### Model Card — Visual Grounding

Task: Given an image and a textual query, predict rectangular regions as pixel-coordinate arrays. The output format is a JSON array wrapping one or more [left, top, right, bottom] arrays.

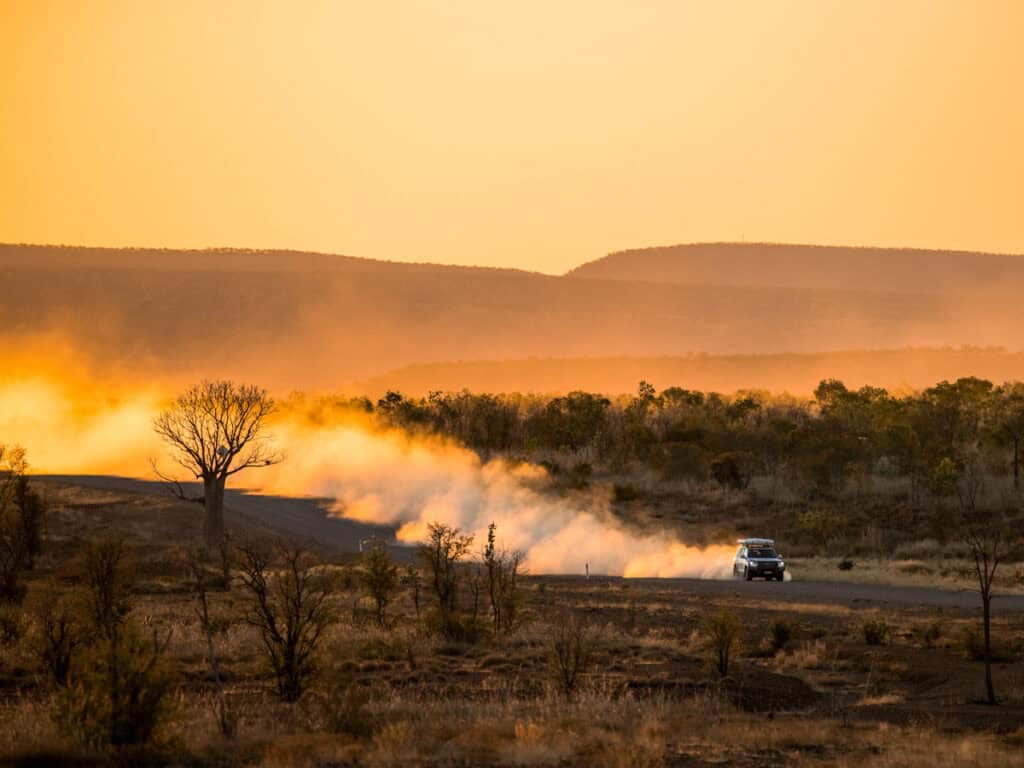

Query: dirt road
[[39, 474, 401, 557], [38, 474, 1024, 612]]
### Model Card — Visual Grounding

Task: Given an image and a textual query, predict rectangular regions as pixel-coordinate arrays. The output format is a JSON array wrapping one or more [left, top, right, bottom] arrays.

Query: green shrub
[[862, 618, 891, 646]]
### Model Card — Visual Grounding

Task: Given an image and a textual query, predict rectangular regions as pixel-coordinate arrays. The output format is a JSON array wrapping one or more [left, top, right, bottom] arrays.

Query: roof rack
[[737, 538, 775, 545]]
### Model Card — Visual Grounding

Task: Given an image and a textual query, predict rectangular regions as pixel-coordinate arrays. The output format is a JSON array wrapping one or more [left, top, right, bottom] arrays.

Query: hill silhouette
[[3, 243, 1024, 391], [567, 242, 1024, 296]]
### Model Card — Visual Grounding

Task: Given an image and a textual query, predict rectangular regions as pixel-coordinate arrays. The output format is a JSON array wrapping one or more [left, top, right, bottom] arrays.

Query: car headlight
[[779, 561, 785, 569]]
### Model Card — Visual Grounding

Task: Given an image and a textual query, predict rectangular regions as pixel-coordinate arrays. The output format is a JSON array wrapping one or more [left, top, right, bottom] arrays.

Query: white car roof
[[737, 538, 775, 546]]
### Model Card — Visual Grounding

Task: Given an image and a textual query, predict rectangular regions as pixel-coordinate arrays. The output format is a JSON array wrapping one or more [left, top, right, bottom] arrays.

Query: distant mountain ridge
[[3, 242, 1024, 391], [567, 242, 1024, 296], [0, 243, 528, 276]]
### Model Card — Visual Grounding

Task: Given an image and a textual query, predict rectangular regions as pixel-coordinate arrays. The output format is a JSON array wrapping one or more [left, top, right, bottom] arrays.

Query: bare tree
[[35, 595, 84, 687], [548, 610, 596, 697], [153, 380, 281, 549], [962, 510, 1008, 705], [236, 540, 333, 701]]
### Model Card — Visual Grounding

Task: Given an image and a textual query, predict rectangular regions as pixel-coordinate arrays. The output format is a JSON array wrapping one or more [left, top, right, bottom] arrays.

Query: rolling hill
[[567, 242, 1024, 296], [3, 243, 1023, 392]]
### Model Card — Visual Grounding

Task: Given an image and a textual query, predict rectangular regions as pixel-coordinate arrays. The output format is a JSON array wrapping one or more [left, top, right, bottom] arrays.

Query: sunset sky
[[2, 0, 1022, 273]]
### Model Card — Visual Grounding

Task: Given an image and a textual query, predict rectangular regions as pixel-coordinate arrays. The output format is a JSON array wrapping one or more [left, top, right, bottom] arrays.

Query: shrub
[[612, 484, 641, 502], [862, 618, 891, 646], [957, 623, 1015, 663], [837, 559, 855, 571], [548, 610, 596, 697], [36, 598, 85, 687], [321, 685, 374, 737], [922, 621, 942, 649], [237, 541, 334, 701], [400, 565, 422, 620], [360, 543, 399, 629], [768, 619, 792, 652], [418, 523, 474, 640], [0, 604, 24, 646], [710, 452, 754, 490], [82, 539, 132, 638], [483, 523, 525, 635], [703, 608, 742, 677], [54, 623, 174, 749]]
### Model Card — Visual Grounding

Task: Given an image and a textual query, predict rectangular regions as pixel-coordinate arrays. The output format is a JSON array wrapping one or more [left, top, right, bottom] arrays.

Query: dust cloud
[[0, 361, 736, 578]]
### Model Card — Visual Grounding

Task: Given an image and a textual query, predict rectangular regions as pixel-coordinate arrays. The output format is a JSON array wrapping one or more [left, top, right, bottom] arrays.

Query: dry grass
[[3, 480, 1024, 766]]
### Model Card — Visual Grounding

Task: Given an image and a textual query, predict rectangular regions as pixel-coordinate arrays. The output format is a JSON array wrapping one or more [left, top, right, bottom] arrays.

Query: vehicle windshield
[[748, 547, 778, 558]]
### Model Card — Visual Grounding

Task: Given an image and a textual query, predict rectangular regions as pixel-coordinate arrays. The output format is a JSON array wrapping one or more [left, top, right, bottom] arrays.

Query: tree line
[[316, 378, 1024, 501]]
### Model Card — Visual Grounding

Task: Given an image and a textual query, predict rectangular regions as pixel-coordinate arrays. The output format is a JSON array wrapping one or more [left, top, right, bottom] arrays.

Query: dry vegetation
[[2, 480, 1024, 767]]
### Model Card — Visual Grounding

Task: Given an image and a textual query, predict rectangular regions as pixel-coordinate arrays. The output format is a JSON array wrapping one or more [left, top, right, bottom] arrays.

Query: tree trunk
[[203, 476, 226, 551], [983, 594, 996, 704]]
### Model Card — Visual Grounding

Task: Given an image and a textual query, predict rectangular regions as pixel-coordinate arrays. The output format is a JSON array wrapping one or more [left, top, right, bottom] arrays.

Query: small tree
[[483, 523, 525, 634], [188, 551, 236, 736], [35, 596, 84, 687], [401, 565, 422, 620], [83, 539, 132, 640], [236, 541, 333, 701], [419, 523, 473, 639], [154, 381, 281, 549], [360, 543, 399, 629], [548, 610, 596, 697], [703, 608, 742, 678], [962, 510, 1008, 705], [0, 445, 44, 604], [57, 541, 173, 748]]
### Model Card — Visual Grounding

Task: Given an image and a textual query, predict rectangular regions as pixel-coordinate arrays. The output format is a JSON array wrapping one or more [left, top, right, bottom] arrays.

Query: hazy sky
[[2, 0, 1022, 273]]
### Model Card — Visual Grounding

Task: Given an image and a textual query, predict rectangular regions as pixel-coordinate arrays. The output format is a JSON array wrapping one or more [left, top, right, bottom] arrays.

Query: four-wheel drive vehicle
[[733, 538, 786, 581]]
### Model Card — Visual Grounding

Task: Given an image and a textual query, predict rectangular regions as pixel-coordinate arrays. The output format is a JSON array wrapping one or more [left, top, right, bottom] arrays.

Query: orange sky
[[2, 0, 1022, 274]]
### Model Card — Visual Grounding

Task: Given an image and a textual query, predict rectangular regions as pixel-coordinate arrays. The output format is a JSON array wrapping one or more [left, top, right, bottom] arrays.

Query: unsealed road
[[39, 474, 1024, 612]]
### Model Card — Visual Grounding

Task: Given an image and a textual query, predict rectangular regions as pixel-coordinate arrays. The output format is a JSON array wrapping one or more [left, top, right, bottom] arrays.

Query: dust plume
[[263, 420, 736, 578], [0, 363, 736, 578]]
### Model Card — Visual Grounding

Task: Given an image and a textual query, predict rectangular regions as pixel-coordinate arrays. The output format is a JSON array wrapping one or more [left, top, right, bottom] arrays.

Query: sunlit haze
[[3, 0, 1022, 272]]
